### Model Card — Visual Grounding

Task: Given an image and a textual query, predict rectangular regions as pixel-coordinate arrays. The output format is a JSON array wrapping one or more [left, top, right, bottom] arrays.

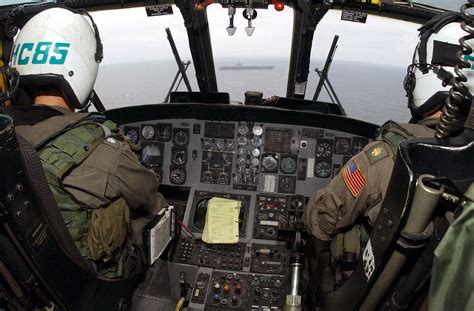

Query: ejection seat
[[314, 123, 474, 310], [0, 114, 143, 310]]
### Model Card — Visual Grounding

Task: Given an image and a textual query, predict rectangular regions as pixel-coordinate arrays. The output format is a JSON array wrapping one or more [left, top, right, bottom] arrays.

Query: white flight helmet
[[9, 7, 103, 109], [405, 12, 474, 120]]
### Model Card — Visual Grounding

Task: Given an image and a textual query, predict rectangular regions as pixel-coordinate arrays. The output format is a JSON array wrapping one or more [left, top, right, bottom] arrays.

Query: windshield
[[412, 0, 466, 11]]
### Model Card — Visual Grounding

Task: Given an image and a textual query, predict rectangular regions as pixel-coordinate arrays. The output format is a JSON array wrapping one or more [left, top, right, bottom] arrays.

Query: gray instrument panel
[[122, 119, 369, 310], [121, 119, 369, 197]]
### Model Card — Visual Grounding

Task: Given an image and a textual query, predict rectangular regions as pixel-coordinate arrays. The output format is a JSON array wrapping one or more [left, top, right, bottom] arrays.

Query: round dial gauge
[[125, 128, 139, 144], [173, 130, 189, 146], [315, 161, 332, 178], [141, 125, 155, 140], [280, 156, 297, 174], [171, 148, 187, 166], [141, 145, 161, 168], [316, 141, 333, 158], [224, 140, 235, 151], [262, 155, 278, 171], [213, 139, 224, 151], [237, 156, 246, 165], [251, 157, 260, 167], [238, 136, 248, 146], [201, 139, 212, 150], [252, 125, 264, 136], [252, 136, 263, 147], [201, 171, 214, 184], [251, 148, 261, 158], [279, 176, 295, 193], [169, 167, 186, 185], [238, 124, 249, 136], [335, 138, 351, 154], [217, 173, 229, 185]]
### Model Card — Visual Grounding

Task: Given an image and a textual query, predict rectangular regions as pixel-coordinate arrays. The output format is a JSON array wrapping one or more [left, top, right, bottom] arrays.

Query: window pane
[[92, 7, 198, 109], [306, 11, 419, 124], [207, 4, 293, 102]]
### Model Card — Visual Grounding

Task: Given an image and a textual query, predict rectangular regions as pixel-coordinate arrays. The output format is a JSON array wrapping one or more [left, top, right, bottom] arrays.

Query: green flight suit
[[428, 184, 474, 311], [304, 119, 436, 241], [14, 106, 166, 271]]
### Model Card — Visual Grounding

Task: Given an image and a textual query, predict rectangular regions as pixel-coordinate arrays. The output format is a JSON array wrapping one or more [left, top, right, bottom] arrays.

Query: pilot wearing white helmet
[[303, 11, 473, 290], [3, 7, 166, 279]]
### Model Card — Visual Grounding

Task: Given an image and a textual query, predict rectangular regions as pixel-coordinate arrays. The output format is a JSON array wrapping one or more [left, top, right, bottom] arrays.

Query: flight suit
[[8, 105, 166, 276], [304, 119, 436, 241]]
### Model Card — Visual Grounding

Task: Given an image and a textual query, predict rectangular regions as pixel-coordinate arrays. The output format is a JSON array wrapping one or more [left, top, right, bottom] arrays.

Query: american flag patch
[[343, 160, 366, 197]]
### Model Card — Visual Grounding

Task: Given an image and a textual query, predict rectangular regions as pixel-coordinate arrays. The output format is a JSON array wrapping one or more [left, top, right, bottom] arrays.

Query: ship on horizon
[[219, 61, 275, 71]]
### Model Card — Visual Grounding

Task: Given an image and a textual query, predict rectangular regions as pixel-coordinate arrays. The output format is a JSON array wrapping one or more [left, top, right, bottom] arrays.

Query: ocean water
[[95, 58, 411, 125]]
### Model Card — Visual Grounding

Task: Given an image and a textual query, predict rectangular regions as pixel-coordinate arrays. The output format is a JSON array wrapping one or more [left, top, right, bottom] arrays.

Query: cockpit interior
[[1, 1, 474, 311]]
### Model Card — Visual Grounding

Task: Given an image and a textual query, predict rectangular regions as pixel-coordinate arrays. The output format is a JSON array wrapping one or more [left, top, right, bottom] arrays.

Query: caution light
[[194, 0, 214, 11], [273, 1, 285, 11]]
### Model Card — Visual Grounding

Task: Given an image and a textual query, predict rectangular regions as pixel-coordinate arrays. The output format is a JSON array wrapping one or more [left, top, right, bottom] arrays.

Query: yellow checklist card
[[202, 197, 241, 244]]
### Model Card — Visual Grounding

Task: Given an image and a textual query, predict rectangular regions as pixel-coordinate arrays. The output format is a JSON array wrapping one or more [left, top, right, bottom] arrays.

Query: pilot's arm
[[63, 136, 166, 214], [304, 141, 395, 241]]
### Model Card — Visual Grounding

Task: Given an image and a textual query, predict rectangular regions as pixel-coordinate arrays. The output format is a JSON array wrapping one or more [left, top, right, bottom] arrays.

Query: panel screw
[[7, 193, 14, 202], [380, 236, 386, 243], [24, 200, 31, 209], [387, 220, 393, 227], [15, 183, 23, 192], [377, 224, 383, 231], [383, 208, 389, 215], [16, 211, 23, 218]]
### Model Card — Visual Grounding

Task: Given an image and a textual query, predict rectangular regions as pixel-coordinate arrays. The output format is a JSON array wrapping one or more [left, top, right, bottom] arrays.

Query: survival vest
[[37, 117, 116, 258]]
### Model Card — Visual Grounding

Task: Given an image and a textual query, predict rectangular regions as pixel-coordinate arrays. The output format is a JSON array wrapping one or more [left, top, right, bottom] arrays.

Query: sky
[[91, 5, 420, 68]]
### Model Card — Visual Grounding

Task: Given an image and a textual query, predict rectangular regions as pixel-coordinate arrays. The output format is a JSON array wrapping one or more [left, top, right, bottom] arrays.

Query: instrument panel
[[119, 112, 372, 310], [122, 119, 369, 197]]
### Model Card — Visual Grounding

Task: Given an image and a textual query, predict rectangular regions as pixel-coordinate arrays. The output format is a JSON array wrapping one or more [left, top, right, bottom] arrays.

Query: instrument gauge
[[216, 173, 230, 185], [252, 125, 264, 136], [171, 148, 187, 166], [279, 176, 296, 193], [316, 140, 333, 158], [237, 156, 246, 165], [252, 136, 263, 147], [238, 124, 250, 135], [201, 139, 212, 150], [315, 161, 332, 178], [124, 127, 139, 144], [224, 140, 235, 151], [262, 155, 278, 172], [156, 124, 172, 141], [213, 139, 225, 151], [280, 156, 297, 174], [141, 144, 162, 169], [238, 136, 248, 146], [251, 157, 260, 167], [251, 148, 261, 158], [141, 125, 155, 140], [173, 129, 189, 146], [201, 171, 214, 184], [335, 138, 351, 154], [169, 167, 186, 185]]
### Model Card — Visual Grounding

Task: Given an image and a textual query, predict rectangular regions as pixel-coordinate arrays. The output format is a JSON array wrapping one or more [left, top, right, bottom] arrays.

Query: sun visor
[[432, 40, 462, 67]]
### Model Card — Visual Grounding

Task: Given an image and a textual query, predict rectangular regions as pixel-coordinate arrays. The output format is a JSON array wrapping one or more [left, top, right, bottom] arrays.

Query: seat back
[[320, 131, 474, 310]]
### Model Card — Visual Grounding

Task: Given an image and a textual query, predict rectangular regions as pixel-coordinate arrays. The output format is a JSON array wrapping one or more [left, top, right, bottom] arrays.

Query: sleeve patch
[[365, 142, 389, 166], [343, 159, 366, 197]]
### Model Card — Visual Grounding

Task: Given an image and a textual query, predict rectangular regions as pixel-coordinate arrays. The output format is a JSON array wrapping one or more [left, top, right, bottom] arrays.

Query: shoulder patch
[[365, 142, 389, 166], [343, 159, 366, 197]]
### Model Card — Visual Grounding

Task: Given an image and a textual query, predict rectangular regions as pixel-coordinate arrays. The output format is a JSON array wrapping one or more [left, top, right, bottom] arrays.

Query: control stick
[[284, 219, 304, 311]]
